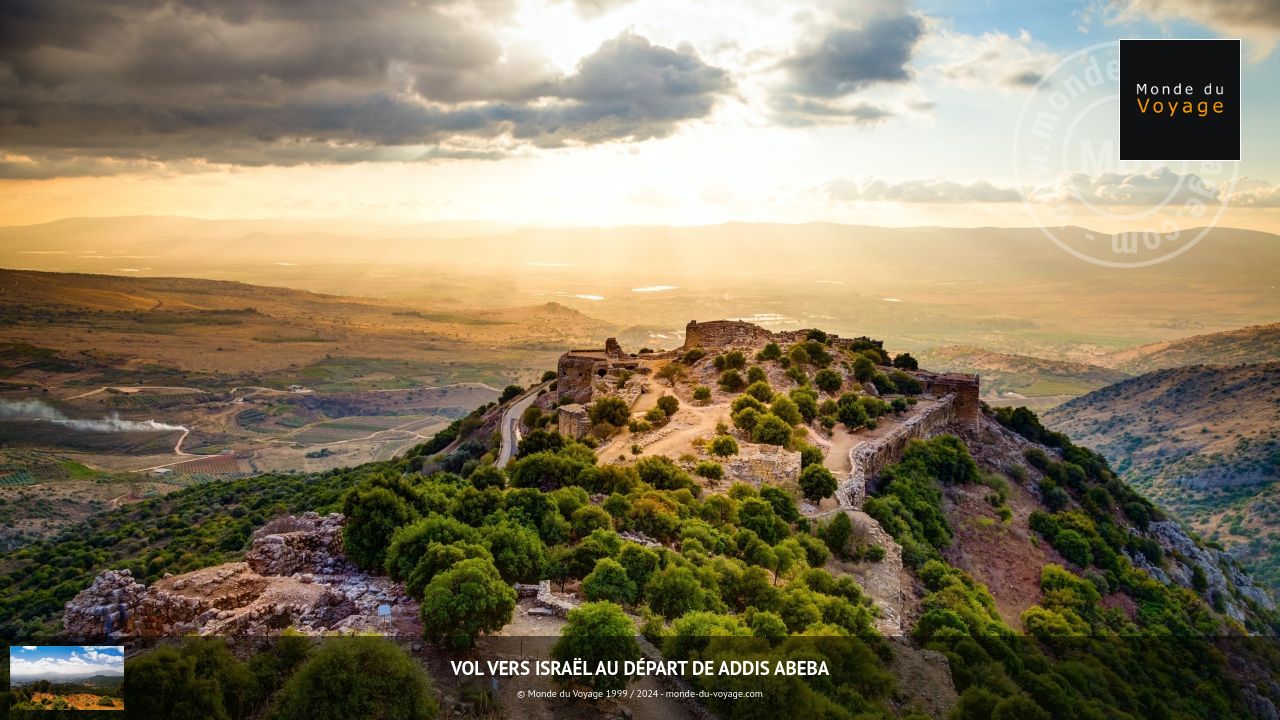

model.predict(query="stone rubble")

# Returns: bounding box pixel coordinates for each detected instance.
[64,512,417,639]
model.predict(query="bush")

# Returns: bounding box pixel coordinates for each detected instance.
[799,464,838,502]
[693,385,711,401]
[126,639,256,720]
[635,455,696,491]
[710,435,739,457]
[270,638,439,720]
[695,461,724,481]
[589,397,631,427]
[814,369,843,393]
[892,353,918,371]
[419,558,516,649]
[342,487,417,573]
[751,413,793,446]
[483,522,547,583]
[656,395,680,416]
[718,370,745,392]
[1052,529,1093,567]
[821,512,853,557]
[770,395,803,426]
[747,365,768,384]
[500,385,524,403]
[745,380,775,402]
[406,542,492,599]
[468,465,506,490]
[758,342,783,361]
[552,602,641,692]
[582,558,637,604]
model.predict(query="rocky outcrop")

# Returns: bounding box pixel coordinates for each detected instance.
[62,569,147,641]
[246,512,345,576]
[1145,520,1276,622]
[64,512,417,639]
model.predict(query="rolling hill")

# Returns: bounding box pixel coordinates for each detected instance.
[1045,363,1280,593]
[917,346,1131,409]
[1102,323,1280,374]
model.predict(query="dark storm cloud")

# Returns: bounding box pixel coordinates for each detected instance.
[0,1,730,177]
[772,9,923,124]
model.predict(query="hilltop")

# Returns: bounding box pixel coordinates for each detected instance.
[1045,362,1280,593]
[3,319,1277,720]
[1102,322,1280,374]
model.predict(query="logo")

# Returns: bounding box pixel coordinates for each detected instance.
[1013,42,1240,269]
[1120,39,1240,161]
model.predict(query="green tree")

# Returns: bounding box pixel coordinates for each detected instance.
[419,558,516,649]
[1052,529,1093,567]
[126,639,257,720]
[468,464,506,490]
[571,504,613,538]
[656,395,680,416]
[852,356,875,382]
[710,435,739,457]
[582,557,638,604]
[695,461,724,481]
[718,370,745,392]
[745,380,775,402]
[770,395,803,426]
[483,522,547,583]
[385,514,479,581]
[589,397,631,427]
[799,464,838,502]
[821,512,853,557]
[551,602,641,692]
[814,369,843,394]
[405,542,493,599]
[500,385,524,403]
[269,638,439,720]
[342,486,417,572]
[892,353,919,371]
[647,566,711,619]
[751,413,793,446]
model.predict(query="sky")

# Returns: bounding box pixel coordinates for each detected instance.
[9,645,125,680]
[2,0,1279,231]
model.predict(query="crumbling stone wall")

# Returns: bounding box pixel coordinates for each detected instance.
[722,442,802,493]
[64,512,415,639]
[557,404,591,440]
[837,397,958,508]
[682,320,776,350]
[914,372,980,427]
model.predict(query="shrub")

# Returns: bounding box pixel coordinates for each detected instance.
[751,413,793,446]
[405,542,492,599]
[343,487,417,573]
[552,602,641,692]
[500,385,524,404]
[589,397,631,427]
[695,461,724,481]
[758,342,782,361]
[635,455,696,491]
[710,435,739,457]
[892,353,918,371]
[582,558,637,604]
[644,407,668,424]
[483,522,547,583]
[647,566,712,619]
[718,370,745,392]
[1052,529,1093,567]
[799,464,838,502]
[814,369,843,393]
[747,366,768,384]
[693,385,711,401]
[468,465,506,491]
[270,638,439,720]
[419,558,516,649]
[656,395,680,416]
[745,380,775,402]
[821,512,853,557]
[770,395,803,426]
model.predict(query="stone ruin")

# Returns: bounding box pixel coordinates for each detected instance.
[64,512,418,639]
[556,403,591,440]
[556,337,644,404]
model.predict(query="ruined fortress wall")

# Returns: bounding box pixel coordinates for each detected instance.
[681,320,777,350]
[837,396,958,508]
[557,354,608,403]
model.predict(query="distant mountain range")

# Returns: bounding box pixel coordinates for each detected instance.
[11,672,123,685]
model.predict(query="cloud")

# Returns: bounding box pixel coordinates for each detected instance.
[825,177,1021,203]
[1026,167,1223,206]
[1091,0,1279,56]
[0,2,730,177]
[9,647,124,679]
[924,28,1058,90]
[771,4,924,124]
[1222,177,1280,207]
[21,646,37,651]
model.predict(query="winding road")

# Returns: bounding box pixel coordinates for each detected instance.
[496,382,550,468]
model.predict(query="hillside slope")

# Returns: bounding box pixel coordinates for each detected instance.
[919,346,1130,409]
[1045,363,1280,592]
[1104,323,1280,373]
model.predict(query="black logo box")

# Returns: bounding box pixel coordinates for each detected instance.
[1120,39,1241,161]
